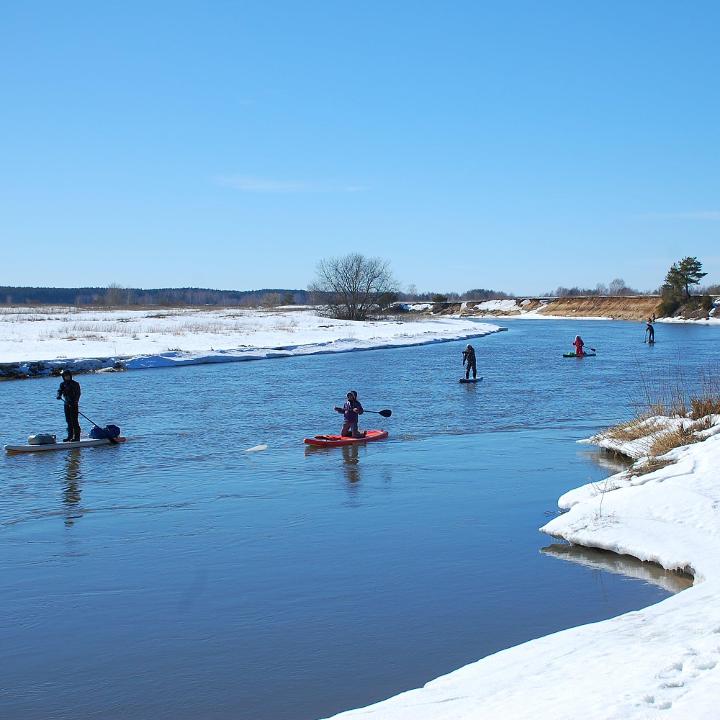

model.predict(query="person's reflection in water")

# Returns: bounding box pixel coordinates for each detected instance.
[62,450,83,526]
[341,445,361,486]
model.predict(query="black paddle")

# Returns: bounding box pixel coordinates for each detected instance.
[364,409,392,417]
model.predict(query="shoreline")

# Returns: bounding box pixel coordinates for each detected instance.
[324,425,720,719]
[0,307,505,379]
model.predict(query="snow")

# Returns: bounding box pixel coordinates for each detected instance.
[323,425,720,719]
[0,307,504,376]
[397,303,434,312]
[657,316,720,325]
[499,312,615,321]
[467,299,519,312]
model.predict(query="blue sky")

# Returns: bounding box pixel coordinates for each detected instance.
[1,1,718,294]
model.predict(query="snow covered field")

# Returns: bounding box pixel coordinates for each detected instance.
[325,422,720,719]
[0,307,503,376]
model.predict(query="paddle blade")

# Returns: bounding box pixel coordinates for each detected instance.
[378,409,392,418]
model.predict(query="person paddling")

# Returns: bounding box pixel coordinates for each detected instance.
[334,390,365,438]
[462,344,477,380]
[572,335,585,357]
[645,318,655,344]
[56,369,81,442]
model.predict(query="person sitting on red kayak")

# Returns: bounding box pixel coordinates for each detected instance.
[334,390,365,438]
[572,335,585,357]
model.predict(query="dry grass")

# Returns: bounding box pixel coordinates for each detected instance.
[648,425,701,457]
[603,416,658,442]
[599,367,720,476]
[690,395,720,419]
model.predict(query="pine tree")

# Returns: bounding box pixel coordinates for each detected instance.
[664,257,707,299]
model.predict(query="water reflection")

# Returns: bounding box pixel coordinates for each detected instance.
[341,445,360,484]
[542,543,693,594]
[61,450,83,526]
[578,447,633,475]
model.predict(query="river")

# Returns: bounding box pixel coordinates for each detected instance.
[1,319,713,720]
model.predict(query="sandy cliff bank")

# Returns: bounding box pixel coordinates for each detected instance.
[412,296,662,321]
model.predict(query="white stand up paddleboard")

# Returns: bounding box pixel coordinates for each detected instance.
[5,437,127,454]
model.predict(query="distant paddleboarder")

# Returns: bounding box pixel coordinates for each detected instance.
[56,369,81,442]
[462,344,477,380]
[645,318,655,344]
[334,390,365,438]
[572,335,585,357]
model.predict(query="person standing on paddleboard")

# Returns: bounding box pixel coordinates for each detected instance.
[572,335,585,357]
[462,344,477,380]
[334,390,365,438]
[56,369,81,442]
[645,318,655,344]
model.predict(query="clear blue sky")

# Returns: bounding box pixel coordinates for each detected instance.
[2,1,718,295]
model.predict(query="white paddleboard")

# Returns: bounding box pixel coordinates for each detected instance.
[5,437,127,454]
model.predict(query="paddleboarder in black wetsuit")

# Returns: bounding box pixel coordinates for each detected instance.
[645,319,655,344]
[56,370,81,441]
[462,344,477,380]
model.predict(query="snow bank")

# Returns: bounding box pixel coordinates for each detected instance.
[576,415,720,462]
[0,307,504,377]
[577,415,691,460]
[467,299,519,313]
[324,432,720,719]
[397,303,434,312]
[657,316,720,325]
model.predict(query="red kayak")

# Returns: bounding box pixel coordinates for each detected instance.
[304,429,388,447]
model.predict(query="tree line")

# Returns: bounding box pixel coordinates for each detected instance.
[0,286,309,307]
[308,253,718,321]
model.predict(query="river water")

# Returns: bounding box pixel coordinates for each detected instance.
[1,319,714,720]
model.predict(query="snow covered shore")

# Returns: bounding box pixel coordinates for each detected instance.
[324,426,720,719]
[0,307,503,378]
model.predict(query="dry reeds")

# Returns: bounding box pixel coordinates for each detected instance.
[690,395,720,419]
[603,416,658,442]
[598,363,720,475]
[648,425,700,457]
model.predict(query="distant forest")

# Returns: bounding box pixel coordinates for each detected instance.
[0,286,310,307]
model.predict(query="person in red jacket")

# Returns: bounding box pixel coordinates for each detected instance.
[572,335,585,357]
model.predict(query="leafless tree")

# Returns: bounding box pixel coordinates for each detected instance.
[104,282,133,306]
[309,253,399,320]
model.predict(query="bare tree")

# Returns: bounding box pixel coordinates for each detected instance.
[608,278,636,296]
[309,253,398,320]
[104,282,130,306]
[260,292,283,308]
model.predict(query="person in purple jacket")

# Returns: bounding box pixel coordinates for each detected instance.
[334,390,365,438]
